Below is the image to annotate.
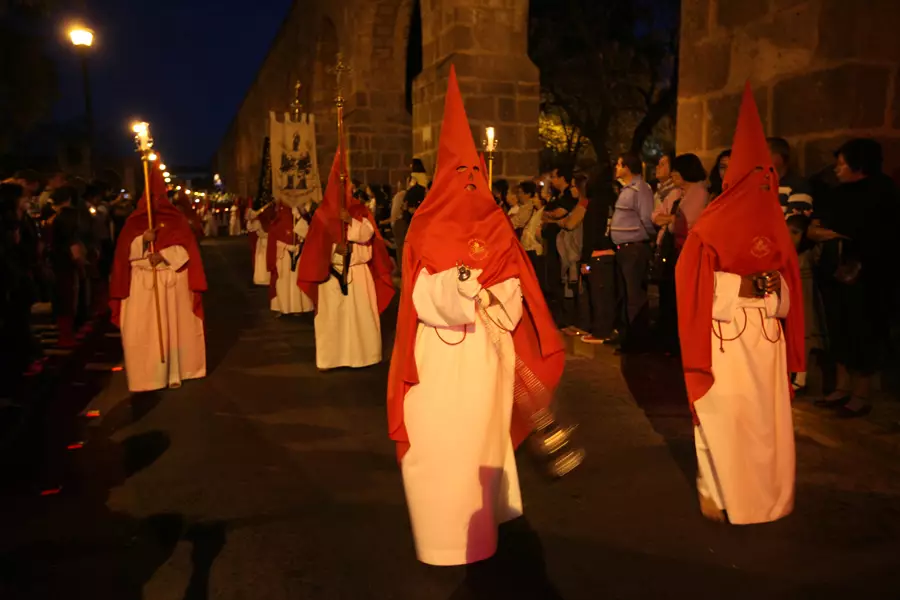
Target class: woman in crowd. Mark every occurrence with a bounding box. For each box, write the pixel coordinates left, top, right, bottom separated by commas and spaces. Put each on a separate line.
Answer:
654, 154, 709, 354
809, 139, 899, 417
708, 149, 731, 201
0, 183, 37, 400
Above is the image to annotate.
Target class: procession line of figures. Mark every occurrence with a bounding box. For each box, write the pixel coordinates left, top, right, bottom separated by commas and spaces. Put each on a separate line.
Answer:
109, 70, 803, 565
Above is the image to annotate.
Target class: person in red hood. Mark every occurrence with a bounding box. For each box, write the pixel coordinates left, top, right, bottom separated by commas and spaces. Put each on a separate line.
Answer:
247, 201, 275, 286
386, 65, 565, 566
676, 82, 804, 525
268, 200, 315, 315
296, 147, 394, 370
109, 167, 208, 392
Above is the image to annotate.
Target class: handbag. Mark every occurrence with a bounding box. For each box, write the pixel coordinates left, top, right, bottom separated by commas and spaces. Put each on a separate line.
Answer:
649, 198, 681, 283
833, 239, 861, 285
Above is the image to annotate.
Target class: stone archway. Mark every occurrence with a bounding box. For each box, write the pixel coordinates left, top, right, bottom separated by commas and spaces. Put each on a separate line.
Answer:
340, 0, 419, 188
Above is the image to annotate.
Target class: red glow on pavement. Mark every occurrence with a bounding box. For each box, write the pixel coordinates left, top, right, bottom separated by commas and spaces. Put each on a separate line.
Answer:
85, 410, 101, 418
111, 366, 124, 372
67, 442, 85, 450
40, 487, 62, 496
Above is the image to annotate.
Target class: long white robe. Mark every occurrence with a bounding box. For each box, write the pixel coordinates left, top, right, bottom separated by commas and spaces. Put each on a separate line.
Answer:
401, 268, 524, 566
228, 207, 241, 236
202, 211, 217, 237
247, 217, 270, 286
695, 271, 794, 525
120, 236, 206, 393
270, 216, 314, 314
314, 217, 381, 370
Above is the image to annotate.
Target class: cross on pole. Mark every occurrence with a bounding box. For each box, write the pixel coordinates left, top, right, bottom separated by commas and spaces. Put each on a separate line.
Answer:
329, 52, 352, 107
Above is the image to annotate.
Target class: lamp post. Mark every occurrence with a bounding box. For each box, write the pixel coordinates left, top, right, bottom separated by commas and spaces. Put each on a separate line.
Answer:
69, 25, 95, 175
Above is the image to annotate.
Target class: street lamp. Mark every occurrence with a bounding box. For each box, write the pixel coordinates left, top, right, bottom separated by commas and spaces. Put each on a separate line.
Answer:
69, 25, 95, 175
159, 164, 167, 171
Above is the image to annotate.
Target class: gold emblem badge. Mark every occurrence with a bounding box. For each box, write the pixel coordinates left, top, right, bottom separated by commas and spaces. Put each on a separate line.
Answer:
467, 238, 488, 261
750, 236, 773, 258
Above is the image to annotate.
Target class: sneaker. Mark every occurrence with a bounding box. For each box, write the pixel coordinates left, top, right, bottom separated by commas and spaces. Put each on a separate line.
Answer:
581, 334, 607, 345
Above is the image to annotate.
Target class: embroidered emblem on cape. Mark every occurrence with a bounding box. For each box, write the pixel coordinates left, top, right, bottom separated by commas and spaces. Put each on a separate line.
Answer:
750, 236, 773, 258
467, 238, 488, 261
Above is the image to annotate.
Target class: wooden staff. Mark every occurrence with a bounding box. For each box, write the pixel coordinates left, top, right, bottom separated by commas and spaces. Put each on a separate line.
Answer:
142, 156, 166, 364
333, 53, 353, 295
134, 123, 166, 364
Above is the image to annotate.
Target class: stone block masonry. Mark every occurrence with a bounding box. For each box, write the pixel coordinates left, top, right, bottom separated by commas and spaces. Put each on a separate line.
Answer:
676, 0, 900, 178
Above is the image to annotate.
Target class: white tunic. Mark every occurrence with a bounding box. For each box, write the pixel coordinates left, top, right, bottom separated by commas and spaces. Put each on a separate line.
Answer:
228, 206, 241, 236
314, 218, 382, 370
695, 272, 794, 525
202, 211, 217, 237
120, 236, 207, 393
401, 268, 524, 566
247, 217, 270, 286
270, 217, 314, 314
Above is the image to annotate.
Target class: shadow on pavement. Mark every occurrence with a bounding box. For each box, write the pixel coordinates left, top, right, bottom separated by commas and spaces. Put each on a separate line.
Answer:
183, 520, 227, 600
449, 517, 564, 600
619, 351, 697, 484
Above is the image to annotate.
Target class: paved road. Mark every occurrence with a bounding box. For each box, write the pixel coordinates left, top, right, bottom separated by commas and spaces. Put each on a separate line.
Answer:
2, 237, 899, 600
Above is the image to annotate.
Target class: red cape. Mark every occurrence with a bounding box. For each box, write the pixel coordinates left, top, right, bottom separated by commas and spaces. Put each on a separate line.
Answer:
265, 203, 304, 300
387, 65, 564, 461
676, 82, 804, 421
109, 166, 207, 328
296, 148, 394, 313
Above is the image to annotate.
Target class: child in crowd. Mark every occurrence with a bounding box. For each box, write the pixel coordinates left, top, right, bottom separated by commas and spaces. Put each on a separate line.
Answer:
786, 212, 827, 392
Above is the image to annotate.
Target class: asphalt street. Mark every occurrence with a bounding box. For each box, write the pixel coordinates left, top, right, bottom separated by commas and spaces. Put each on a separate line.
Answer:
1, 236, 899, 600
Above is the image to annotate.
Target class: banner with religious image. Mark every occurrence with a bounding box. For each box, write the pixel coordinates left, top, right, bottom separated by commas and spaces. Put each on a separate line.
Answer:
268, 111, 323, 209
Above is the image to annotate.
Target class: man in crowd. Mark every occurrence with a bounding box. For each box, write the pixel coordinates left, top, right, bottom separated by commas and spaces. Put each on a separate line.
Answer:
610, 151, 656, 351
768, 137, 812, 213
677, 83, 804, 524
387, 65, 564, 567
541, 165, 579, 325
109, 168, 207, 392
297, 148, 394, 371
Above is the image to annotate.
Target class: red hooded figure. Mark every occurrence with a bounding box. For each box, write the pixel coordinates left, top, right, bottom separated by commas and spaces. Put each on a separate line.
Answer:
296, 148, 394, 314
388, 65, 564, 461
675, 82, 803, 525
248, 201, 275, 270
387, 65, 565, 566
676, 82, 804, 411
109, 166, 208, 392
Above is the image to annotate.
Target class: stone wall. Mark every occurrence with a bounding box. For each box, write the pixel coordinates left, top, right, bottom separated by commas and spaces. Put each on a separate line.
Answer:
216, 0, 539, 198
677, 0, 900, 178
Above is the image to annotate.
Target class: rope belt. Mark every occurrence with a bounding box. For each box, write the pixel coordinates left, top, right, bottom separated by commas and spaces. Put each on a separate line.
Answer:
713, 307, 782, 353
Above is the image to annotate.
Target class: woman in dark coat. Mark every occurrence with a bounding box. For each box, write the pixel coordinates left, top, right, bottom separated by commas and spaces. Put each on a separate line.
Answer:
809, 139, 900, 417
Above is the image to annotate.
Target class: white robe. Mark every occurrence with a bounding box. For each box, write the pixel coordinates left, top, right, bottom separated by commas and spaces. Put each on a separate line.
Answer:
202, 211, 217, 237
314, 217, 382, 370
120, 236, 206, 393
270, 216, 314, 314
228, 207, 241, 236
247, 218, 270, 286
401, 268, 524, 566
695, 272, 794, 525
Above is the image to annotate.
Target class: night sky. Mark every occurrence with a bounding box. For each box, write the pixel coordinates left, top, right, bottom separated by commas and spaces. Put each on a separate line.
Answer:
54, 0, 293, 168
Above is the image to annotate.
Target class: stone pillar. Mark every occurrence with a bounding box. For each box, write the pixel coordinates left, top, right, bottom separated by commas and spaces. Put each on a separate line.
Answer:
677, 0, 900, 177
412, 0, 540, 182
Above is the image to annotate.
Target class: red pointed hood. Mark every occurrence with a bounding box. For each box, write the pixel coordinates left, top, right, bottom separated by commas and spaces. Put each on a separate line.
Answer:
296, 147, 394, 312
109, 164, 207, 327
676, 82, 804, 415
387, 64, 564, 461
